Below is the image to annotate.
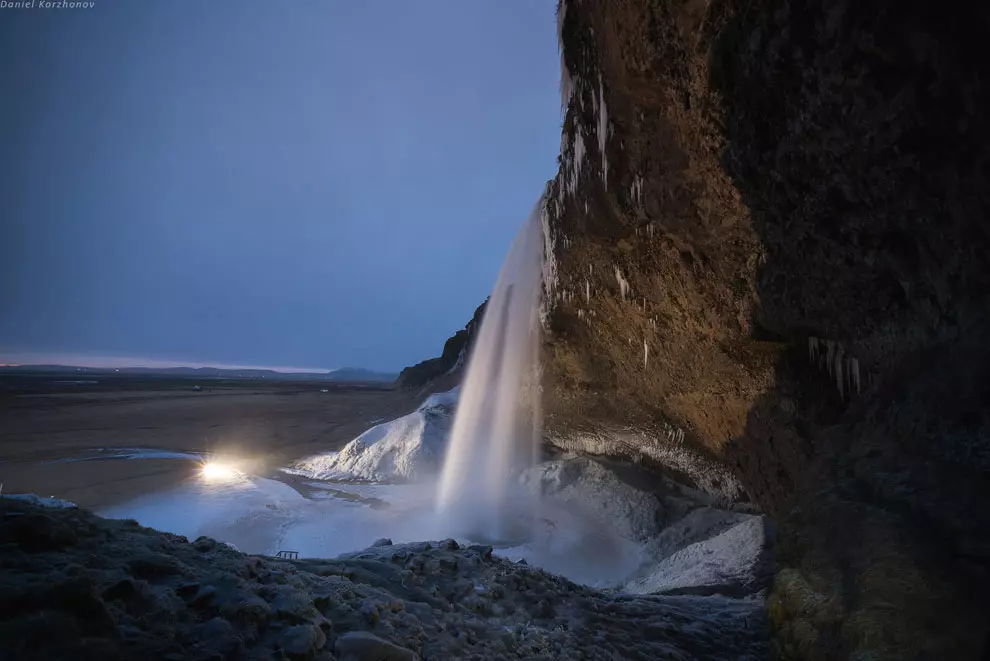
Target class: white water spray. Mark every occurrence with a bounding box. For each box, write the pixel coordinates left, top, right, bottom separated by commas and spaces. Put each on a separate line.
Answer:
435, 199, 545, 541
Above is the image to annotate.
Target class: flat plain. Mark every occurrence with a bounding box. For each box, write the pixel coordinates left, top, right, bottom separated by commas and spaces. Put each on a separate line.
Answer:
0, 374, 418, 509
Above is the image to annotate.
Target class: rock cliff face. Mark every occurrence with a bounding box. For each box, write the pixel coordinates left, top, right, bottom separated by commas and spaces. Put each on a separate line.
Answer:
395, 300, 487, 392
543, 0, 990, 658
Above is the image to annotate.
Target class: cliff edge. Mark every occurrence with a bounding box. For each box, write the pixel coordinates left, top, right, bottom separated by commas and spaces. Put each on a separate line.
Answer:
395, 300, 487, 393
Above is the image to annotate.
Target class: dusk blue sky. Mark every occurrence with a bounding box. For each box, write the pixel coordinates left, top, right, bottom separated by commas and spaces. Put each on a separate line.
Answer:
0, 1, 560, 373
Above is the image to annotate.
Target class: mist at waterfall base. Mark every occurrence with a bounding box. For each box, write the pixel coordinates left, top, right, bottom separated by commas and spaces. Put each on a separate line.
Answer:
98, 201, 645, 586
425, 201, 643, 584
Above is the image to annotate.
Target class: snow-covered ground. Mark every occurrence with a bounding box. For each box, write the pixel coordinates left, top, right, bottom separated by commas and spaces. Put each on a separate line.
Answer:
95, 465, 649, 587
623, 515, 770, 596
284, 388, 459, 483
85, 386, 768, 594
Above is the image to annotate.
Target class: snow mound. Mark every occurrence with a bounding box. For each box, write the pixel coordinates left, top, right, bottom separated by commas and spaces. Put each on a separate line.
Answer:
4, 493, 78, 509
639, 506, 755, 561
520, 455, 664, 542
622, 515, 771, 597
292, 388, 459, 483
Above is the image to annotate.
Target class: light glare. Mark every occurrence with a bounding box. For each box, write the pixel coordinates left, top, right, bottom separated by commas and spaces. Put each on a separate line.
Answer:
200, 461, 237, 482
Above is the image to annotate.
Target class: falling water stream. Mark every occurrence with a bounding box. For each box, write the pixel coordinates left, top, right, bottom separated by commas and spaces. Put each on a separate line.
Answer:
97, 195, 650, 585
435, 198, 545, 542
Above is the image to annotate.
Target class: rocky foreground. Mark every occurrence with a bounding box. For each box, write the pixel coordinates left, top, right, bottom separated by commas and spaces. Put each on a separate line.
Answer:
0, 497, 767, 660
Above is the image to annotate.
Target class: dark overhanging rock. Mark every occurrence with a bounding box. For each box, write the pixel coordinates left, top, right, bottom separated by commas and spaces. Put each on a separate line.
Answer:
542, 0, 990, 658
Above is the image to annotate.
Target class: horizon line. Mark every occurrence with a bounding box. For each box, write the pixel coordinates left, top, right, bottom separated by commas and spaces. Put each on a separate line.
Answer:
0, 353, 337, 374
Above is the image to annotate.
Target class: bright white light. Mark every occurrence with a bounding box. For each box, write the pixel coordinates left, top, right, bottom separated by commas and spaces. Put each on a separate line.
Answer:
200, 461, 237, 482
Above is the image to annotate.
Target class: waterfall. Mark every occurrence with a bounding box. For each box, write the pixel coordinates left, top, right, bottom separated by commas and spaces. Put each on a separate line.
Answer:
435, 197, 544, 542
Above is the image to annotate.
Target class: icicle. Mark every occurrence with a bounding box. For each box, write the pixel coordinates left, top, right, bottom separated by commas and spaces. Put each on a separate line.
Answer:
614, 267, 630, 300
643, 339, 649, 368
595, 76, 609, 189
851, 357, 861, 395
834, 347, 844, 399
808, 337, 818, 364
630, 176, 643, 206
585, 279, 590, 303
825, 340, 835, 375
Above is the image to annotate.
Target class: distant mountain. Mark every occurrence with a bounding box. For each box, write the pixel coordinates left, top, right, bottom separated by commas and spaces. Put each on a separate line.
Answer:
326, 367, 398, 383
0, 364, 398, 383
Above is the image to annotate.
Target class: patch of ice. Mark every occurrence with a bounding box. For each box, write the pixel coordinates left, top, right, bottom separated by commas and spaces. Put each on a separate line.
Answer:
41, 448, 203, 465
